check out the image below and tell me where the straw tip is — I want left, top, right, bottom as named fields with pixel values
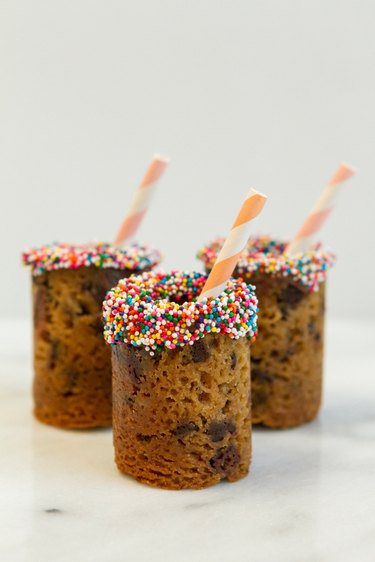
left=152, top=153, right=170, bottom=164
left=248, top=187, right=268, bottom=200
left=330, top=162, right=356, bottom=185
left=339, top=162, right=356, bottom=176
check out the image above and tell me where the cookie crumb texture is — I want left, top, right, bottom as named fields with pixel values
left=248, top=274, right=325, bottom=428
left=112, top=333, right=251, bottom=489
left=32, top=266, right=131, bottom=428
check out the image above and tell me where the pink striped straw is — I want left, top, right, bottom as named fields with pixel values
left=198, top=188, right=268, bottom=302
left=286, top=163, right=355, bottom=255
left=113, top=154, right=169, bottom=246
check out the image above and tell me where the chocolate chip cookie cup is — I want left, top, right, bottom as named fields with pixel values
left=22, top=242, right=161, bottom=429
left=103, top=271, right=258, bottom=490
left=198, top=237, right=335, bottom=429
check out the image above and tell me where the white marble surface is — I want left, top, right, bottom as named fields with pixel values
left=1, top=319, right=375, bottom=562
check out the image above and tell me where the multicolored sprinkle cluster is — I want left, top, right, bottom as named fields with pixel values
left=197, top=236, right=335, bottom=292
left=103, top=271, right=258, bottom=354
left=22, top=242, right=161, bottom=275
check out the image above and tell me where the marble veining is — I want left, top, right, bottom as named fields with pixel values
left=1, top=319, right=375, bottom=562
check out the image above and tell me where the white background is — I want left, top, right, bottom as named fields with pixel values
left=1, top=0, right=374, bottom=319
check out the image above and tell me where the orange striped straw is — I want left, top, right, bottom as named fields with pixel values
left=198, top=188, right=268, bottom=302
left=113, top=154, right=169, bottom=246
left=286, top=163, right=355, bottom=255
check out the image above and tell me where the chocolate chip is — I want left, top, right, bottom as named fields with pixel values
left=82, top=280, right=106, bottom=302
left=279, top=284, right=304, bottom=307
left=173, top=422, right=199, bottom=436
left=81, top=280, right=100, bottom=300
left=208, top=422, right=226, bottom=442
left=308, top=319, right=315, bottom=335
left=61, top=298, right=90, bottom=322
left=90, top=317, right=104, bottom=335
left=226, top=421, right=236, bottom=433
left=210, top=337, right=220, bottom=349
left=230, top=352, right=237, bottom=369
left=124, top=349, right=144, bottom=385
left=280, top=308, right=289, bottom=321
left=251, top=369, right=274, bottom=384
left=271, top=348, right=294, bottom=362
left=62, top=368, right=79, bottom=396
left=191, top=340, right=210, bottom=363
left=280, top=348, right=294, bottom=362
left=76, top=301, right=90, bottom=316
left=113, top=345, right=161, bottom=398
left=207, top=420, right=236, bottom=442
left=251, top=356, right=262, bottom=364
left=210, top=445, right=240, bottom=475
left=252, top=391, right=268, bottom=407
left=307, top=319, right=322, bottom=342
left=47, top=339, right=60, bottom=369
left=307, top=318, right=322, bottom=343
left=61, top=306, right=74, bottom=328
left=114, top=345, right=153, bottom=386
left=136, top=434, right=154, bottom=442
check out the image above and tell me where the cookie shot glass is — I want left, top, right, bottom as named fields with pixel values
left=103, top=271, right=258, bottom=490
left=22, top=242, right=161, bottom=429
left=198, top=237, right=335, bottom=428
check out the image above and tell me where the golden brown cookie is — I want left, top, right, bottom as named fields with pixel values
left=197, top=236, right=334, bottom=428
left=103, top=270, right=258, bottom=489
left=23, top=242, right=160, bottom=428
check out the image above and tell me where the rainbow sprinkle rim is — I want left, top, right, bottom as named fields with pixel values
left=102, top=270, right=258, bottom=354
left=197, top=236, right=335, bottom=291
left=22, top=242, right=161, bottom=275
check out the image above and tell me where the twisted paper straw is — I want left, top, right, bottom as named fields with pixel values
left=286, top=163, right=355, bottom=255
left=113, top=154, right=169, bottom=246
left=198, top=188, right=268, bottom=302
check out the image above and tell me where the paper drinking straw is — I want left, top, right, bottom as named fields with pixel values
left=198, top=188, right=268, bottom=302
left=286, top=163, right=355, bottom=255
left=113, top=154, right=169, bottom=246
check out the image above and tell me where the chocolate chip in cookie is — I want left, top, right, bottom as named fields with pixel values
left=210, top=445, right=240, bottom=475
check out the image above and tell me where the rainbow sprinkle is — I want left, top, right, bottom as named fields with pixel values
left=102, top=270, right=258, bottom=354
left=197, top=236, right=335, bottom=292
left=22, top=242, right=161, bottom=276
